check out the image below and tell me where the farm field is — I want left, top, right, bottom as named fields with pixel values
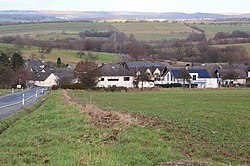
left=112, top=22, right=198, bottom=40
left=68, top=89, right=250, bottom=164
left=0, top=91, right=187, bottom=165
left=195, top=23, right=250, bottom=39
left=31, top=32, right=81, bottom=40
left=1, top=22, right=250, bottom=41
left=0, top=22, right=114, bottom=37
left=0, top=22, right=199, bottom=41
left=0, top=43, right=120, bottom=64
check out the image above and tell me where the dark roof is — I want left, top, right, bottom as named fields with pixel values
left=170, top=68, right=211, bottom=79
left=53, top=68, right=74, bottom=78
left=219, top=69, right=248, bottom=79
left=170, top=68, right=190, bottom=79
left=99, top=64, right=133, bottom=76
left=25, top=59, right=44, bottom=73
left=188, top=69, right=212, bottom=78
left=33, top=68, right=53, bottom=81
left=126, top=61, right=162, bottom=68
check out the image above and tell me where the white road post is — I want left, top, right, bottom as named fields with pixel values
left=36, top=90, right=38, bottom=98
left=22, top=94, right=25, bottom=105
left=12, top=88, right=14, bottom=94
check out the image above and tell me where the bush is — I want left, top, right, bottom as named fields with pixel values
left=52, top=85, right=59, bottom=90
left=60, top=83, right=86, bottom=90
left=156, top=83, right=182, bottom=88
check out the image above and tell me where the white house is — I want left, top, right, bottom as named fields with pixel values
left=97, top=64, right=134, bottom=88
left=247, top=67, right=250, bottom=78
left=33, top=69, right=59, bottom=87
left=155, top=67, right=218, bottom=88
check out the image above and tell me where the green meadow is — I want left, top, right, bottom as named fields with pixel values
left=112, top=22, right=198, bottom=40
left=196, top=23, right=250, bottom=38
left=0, top=43, right=120, bottom=64
left=69, top=89, right=250, bottom=164
left=0, top=89, right=249, bottom=165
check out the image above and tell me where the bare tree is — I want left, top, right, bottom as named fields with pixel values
left=74, top=60, right=100, bottom=88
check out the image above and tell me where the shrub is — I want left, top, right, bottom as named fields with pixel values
left=60, top=83, right=86, bottom=90
left=156, top=83, right=182, bottom=88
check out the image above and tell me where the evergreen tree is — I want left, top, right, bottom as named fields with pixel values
left=11, top=52, right=24, bottom=71
left=0, top=50, right=11, bottom=67
left=57, top=57, right=62, bottom=67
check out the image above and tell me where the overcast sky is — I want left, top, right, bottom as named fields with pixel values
left=0, top=0, right=249, bottom=14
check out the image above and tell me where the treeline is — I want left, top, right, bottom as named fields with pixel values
left=159, top=42, right=249, bottom=63
left=0, top=31, right=249, bottom=64
left=214, top=30, right=250, bottom=40
left=0, top=50, right=30, bottom=88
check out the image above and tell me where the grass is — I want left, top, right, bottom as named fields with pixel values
left=195, top=23, right=250, bottom=39
left=0, top=91, right=186, bottom=165
left=0, top=22, right=114, bottom=37
left=32, top=32, right=81, bottom=40
left=0, top=43, right=120, bottom=64
left=1, top=22, right=250, bottom=41
left=112, top=22, right=198, bottom=40
left=0, top=89, right=10, bottom=96
left=69, top=89, right=250, bottom=164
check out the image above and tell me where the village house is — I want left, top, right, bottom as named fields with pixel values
left=25, top=59, right=60, bottom=87
left=32, top=68, right=59, bottom=87
left=199, top=63, right=249, bottom=86
left=155, top=67, right=218, bottom=88
left=122, top=61, right=168, bottom=88
left=97, top=63, right=134, bottom=88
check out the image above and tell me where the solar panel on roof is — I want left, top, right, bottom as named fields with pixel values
left=127, top=61, right=161, bottom=68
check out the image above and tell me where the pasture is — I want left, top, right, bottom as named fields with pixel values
left=69, top=89, right=250, bottom=164
left=0, top=43, right=120, bottom=64
left=195, top=23, right=250, bottom=38
left=0, top=89, right=249, bottom=165
left=0, top=22, right=199, bottom=41
left=0, top=91, right=186, bottom=165
left=0, top=22, right=114, bottom=37
left=112, top=22, right=198, bottom=40
left=1, top=22, right=250, bottom=41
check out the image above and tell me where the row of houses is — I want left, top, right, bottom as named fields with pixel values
left=25, top=59, right=250, bottom=89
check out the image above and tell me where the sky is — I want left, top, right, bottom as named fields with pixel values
left=0, top=0, right=249, bottom=14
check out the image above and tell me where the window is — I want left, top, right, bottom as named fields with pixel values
left=193, top=75, right=197, bottom=80
left=124, top=77, right=130, bottom=81
left=100, top=78, right=104, bottom=81
left=108, top=78, right=119, bottom=81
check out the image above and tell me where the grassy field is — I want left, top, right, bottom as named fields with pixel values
left=0, top=22, right=198, bottom=41
left=0, top=91, right=187, bottom=165
left=68, top=89, right=250, bottom=164
left=0, top=89, right=10, bottom=96
left=113, top=22, right=198, bottom=40
left=195, top=23, right=250, bottom=39
left=1, top=22, right=250, bottom=41
left=0, top=43, right=120, bottom=64
left=0, top=22, right=114, bottom=37
left=31, top=32, right=81, bottom=40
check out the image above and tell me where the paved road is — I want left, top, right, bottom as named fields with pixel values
left=0, top=87, right=44, bottom=108
left=0, top=87, right=45, bottom=119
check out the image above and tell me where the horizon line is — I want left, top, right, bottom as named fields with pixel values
left=0, top=9, right=248, bottom=15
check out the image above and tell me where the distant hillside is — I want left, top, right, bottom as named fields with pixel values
left=0, top=10, right=250, bottom=23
